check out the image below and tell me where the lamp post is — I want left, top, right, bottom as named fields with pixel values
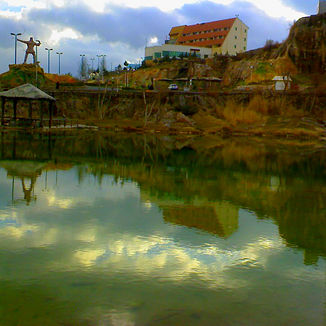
left=35, top=61, right=40, bottom=87
left=90, top=58, right=95, bottom=72
left=35, top=40, right=40, bottom=64
left=10, top=32, right=22, bottom=65
left=80, top=54, right=86, bottom=79
left=45, top=48, right=53, bottom=74
left=101, top=54, right=106, bottom=80
left=96, top=55, right=104, bottom=72
left=56, top=52, right=63, bottom=75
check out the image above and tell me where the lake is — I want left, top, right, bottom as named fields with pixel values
left=0, top=131, right=325, bottom=326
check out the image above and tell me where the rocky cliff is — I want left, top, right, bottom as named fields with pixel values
left=281, top=13, right=326, bottom=73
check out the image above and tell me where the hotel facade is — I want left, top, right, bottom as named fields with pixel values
left=145, top=17, right=249, bottom=61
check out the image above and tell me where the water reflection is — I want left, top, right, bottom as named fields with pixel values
left=0, top=131, right=325, bottom=326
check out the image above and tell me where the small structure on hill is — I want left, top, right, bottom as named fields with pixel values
left=318, top=0, right=326, bottom=14
left=272, top=76, right=292, bottom=91
left=0, top=83, right=56, bottom=127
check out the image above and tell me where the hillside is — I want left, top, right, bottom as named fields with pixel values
left=0, top=64, right=79, bottom=90
left=0, top=64, right=53, bottom=89
left=122, top=13, right=326, bottom=90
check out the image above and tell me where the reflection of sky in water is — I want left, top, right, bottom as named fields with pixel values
left=0, top=166, right=325, bottom=326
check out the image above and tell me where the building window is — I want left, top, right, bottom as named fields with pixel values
left=245, top=29, right=247, bottom=33
left=235, top=27, right=238, bottom=31
left=244, top=38, right=247, bottom=41
left=235, top=36, right=237, bottom=39
left=244, top=46, right=246, bottom=50
left=234, top=45, right=237, bottom=48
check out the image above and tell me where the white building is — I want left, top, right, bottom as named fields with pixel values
left=318, top=0, right=326, bottom=14
left=145, top=43, right=213, bottom=61
left=145, top=17, right=249, bottom=61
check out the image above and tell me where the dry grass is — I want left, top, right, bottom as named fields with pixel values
left=215, top=98, right=267, bottom=126
left=215, top=96, right=305, bottom=126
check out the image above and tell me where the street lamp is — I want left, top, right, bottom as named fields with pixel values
left=35, top=40, right=41, bottom=64
left=80, top=54, right=86, bottom=78
left=45, top=48, right=53, bottom=74
left=96, top=54, right=103, bottom=72
left=56, top=52, right=63, bottom=75
left=10, top=32, right=22, bottom=65
left=101, top=54, right=106, bottom=80
left=90, top=58, right=95, bottom=72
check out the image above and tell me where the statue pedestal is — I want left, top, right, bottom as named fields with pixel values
left=9, top=64, right=44, bottom=74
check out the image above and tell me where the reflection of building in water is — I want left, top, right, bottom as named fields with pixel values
left=141, top=189, right=238, bottom=238
left=0, top=160, right=46, bottom=205
left=163, top=201, right=238, bottom=238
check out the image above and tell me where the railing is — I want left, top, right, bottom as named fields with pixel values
left=0, top=117, right=87, bottom=129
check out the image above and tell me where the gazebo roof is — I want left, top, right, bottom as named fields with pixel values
left=0, top=83, right=55, bottom=101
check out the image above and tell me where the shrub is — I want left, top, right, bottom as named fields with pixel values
left=174, top=104, right=199, bottom=116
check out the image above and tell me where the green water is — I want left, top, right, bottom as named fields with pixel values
left=0, top=131, right=325, bottom=326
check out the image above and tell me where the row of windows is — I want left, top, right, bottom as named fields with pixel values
left=162, top=51, right=200, bottom=58
left=146, top=51, right=203, bottom=60
left=235, top=27, right=247, bottom=33
left=233, top=45, right=247, bottom=50
left=146, top=45, right=247, bottom=61
left=179, top=34, right=247, bottom=45
left=179, top=35, right=225, bottom=44
left=181, top=27, right=247, bottom=37
left=182, top=27, right=230, bottom=37
left=234, top=36, right=247, bottom=41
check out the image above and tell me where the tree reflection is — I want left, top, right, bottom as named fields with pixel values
left=0, top=131, right=325, bottom=262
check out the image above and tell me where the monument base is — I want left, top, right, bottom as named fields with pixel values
left=9, top=64, right=44, bottom=74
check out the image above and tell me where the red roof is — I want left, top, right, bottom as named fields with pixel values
left=182, top=18, right=236, bottom=34
left=172, top=18, right=236, bottom=48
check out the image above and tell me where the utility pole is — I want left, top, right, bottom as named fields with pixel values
left=56, top=52, right=63, bottom=75
left=10, top=32, right=22, bottom=65
left=45, top=48, right=53, bottom=74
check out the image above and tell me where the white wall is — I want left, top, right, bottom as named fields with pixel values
left=145, top=44, right=212, bottom=59
left=213, top=18, right=249, bottom=56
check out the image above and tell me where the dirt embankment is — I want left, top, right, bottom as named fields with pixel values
left=51, top=90, right=326, bottom=141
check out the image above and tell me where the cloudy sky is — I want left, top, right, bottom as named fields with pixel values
left=0, top=0, right=318, bottom=76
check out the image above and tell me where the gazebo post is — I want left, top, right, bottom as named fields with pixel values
left=48, top=101, right=53, bottom=128
left=1, top=97, right=5, bottom=126
left=13, top=99, right=17, bottom=122
left=39, top=100, right=43, bottom=128
left=29, top=101, right=33, bottom=119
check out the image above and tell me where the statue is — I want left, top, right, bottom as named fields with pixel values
left=17, top=37, right=41, bottom=64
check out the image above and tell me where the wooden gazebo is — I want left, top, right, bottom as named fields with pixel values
left=0, top=83, right=56, bottom=128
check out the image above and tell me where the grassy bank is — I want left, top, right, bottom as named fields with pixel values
left=68, top=92, right=326, bottom=141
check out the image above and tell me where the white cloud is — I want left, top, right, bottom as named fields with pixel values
left=149, top=36, right=158, bottom=44
left=3, top=0, right=306, bottom=20
left=48, top=28, right=80, bottom=45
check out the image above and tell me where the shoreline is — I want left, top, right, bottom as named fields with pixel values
left=1, top=116, right=326, bottom=144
